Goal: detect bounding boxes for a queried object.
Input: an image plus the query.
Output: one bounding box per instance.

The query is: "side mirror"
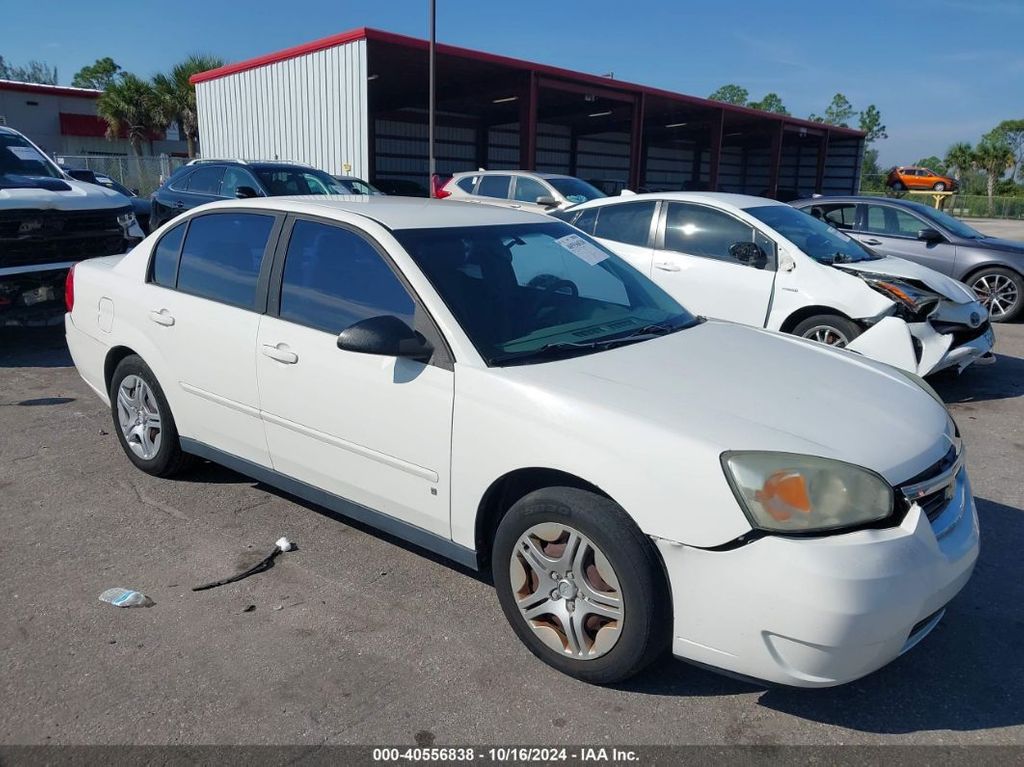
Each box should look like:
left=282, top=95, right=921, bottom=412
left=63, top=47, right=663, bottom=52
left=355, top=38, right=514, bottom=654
left=130, top=187, right=140, bottom=196
left=535, top=195, right=559, bottom=207
left=917, top=227, right=944, bottom=243
left=336, top=315, right=433, bottom=362
left=729, top=241, right=768, bottom=269
left=235, top=185, right=259, bottom=199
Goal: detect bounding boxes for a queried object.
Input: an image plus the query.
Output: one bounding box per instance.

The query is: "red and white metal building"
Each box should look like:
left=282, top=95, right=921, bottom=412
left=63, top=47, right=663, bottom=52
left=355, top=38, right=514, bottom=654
left=192, top=27, right=865, bottom=196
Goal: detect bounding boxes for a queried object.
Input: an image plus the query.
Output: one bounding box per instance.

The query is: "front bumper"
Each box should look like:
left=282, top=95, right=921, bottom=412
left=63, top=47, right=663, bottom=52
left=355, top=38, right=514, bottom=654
left=656, top=469, right=978, bottom=688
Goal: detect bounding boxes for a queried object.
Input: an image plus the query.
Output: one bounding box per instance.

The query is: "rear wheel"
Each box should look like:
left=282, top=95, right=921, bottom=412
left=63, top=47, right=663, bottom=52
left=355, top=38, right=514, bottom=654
left=109, top=355, right=192, bottom=477
left=492, top=487, right=669, bottom=684
left=933, top=182, right=946, bottom=191
left=791, top=314, right=862, bottom=348
left=968, top=267, right=1023, bottom=322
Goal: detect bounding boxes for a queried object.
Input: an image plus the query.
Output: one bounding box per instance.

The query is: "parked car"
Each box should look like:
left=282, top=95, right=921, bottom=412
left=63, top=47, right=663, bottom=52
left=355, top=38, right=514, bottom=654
left=149, top=160, right=349, bottom=228
left=66, top=196, right=977, bottom=687
left=0, top=126, right=143, bottom=326
left=886, top=166, right=958, bottom=192
left=554, top=193, right=994, bottom=376
left=437, top=170, right=605, bottom=213
left=794, top=195, right=1024, bottom=322
left=64, top=167, right=153, bottom=233
left=331, top=175, right=384, bottom=195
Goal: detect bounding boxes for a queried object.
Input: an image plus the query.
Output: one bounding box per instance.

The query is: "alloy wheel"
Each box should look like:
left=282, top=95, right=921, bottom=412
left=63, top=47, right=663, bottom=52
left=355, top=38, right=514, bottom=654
left=116, top=375, right=162, bottom=460
left=803, top=325, right=850, bottom=347
left=509, top=522, right=624, bottom=659
left=972, top=274, right=1019, bottom=319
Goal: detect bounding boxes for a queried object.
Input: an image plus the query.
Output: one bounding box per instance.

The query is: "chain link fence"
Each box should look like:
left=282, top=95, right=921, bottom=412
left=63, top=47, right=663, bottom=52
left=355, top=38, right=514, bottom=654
left=53, top=154, right=190, bottom=197
left=859, top=174, right=1024, bottom=220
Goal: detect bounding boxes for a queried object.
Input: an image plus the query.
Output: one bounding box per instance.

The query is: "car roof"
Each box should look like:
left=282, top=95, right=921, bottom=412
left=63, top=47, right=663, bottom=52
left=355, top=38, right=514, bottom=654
left=191, top=196, right=557, bottom=230
left=452, top=170, right=576, bottom=181
left=791, top=195, right=920, bottom=207
left=569, top=191, right=786, bottom=211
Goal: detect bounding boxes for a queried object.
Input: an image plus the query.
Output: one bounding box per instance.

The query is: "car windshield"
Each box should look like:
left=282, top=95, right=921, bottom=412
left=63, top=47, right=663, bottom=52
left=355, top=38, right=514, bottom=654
left=747, top=205, right=879, bottom=264
left=334, top=177, right=383, bottom=195
left=254, top=167, right=347, bottom=196
left=0, top=134, right=63, bottom=179
left=96, top=176, right=134, bottom=196
left=396, top=222, right=696, bottom=366
left=546, top=177, right=606, bottom=205
left=902, top=200, right=985, bottom=240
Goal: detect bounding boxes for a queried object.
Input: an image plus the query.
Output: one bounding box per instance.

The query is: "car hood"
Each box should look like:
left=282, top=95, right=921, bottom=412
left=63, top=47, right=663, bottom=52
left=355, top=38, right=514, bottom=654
left=0, top=175, right=131, bottom=211
left=832, top=256, right=976, bottom=303
left=499, top=320, right=953, bottom=486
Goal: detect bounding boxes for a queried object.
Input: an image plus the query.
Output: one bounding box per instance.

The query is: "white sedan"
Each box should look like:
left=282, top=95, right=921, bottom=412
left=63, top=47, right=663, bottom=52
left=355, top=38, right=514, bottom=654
left=554, top=192, right=995, bottom=376
left=66, top=196, right=977, bottom=687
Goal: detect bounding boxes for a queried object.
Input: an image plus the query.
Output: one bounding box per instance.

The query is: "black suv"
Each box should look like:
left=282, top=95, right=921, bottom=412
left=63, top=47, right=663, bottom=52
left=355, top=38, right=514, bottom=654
left=150, top=160, right=347, bottom=228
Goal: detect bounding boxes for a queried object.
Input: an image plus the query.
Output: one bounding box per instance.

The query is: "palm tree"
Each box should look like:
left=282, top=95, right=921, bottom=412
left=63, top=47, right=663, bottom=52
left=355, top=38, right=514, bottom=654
left=973, top=137, right=1014, bottom=215
left=153, top=55, right=223, bottom=158
left=944, top=142, right=975, bottom=192
left=97, top=73, right=161, bottom=182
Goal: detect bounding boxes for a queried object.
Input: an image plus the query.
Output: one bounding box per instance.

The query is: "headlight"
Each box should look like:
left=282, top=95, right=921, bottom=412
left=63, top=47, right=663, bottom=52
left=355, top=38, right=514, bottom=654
left=896, top=369, right=947, bottom=411
left=721, top=451, right=894, bottom=534
left=860, top=276, right=940, bottom=314
left=117, top=212, right=137, bottom=228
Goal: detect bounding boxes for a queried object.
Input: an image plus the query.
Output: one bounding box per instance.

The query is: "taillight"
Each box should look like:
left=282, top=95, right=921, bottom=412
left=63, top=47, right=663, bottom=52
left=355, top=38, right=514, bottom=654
left=431, top=174, right=453, bottom=199
left=64, top=264, right=76, bottom=313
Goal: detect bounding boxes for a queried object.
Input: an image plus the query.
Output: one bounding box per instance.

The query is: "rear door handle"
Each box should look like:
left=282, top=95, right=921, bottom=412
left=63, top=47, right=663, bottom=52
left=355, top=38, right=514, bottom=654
left=261, top=344, right=298, bottom=364
left=654, top=261, right=681, bottom=272
left=148, top=309, right=175, bottom=326
left=862, top=238, right=883, bottom=246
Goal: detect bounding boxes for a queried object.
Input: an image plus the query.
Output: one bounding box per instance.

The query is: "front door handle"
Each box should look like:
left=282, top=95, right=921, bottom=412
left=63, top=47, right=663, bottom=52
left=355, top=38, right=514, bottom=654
left=862, top=238, right=883, bottom=246
left=654, top=261, right=681, bottom=272
left=148, top=309, right=175, bottom=326
left=261, top=344, right=298, bottom=364
left=174, top=200, right=185, bottom=209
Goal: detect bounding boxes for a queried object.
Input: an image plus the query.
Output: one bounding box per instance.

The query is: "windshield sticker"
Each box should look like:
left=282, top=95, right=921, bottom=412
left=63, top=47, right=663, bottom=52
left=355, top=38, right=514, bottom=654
left=9, top=146, right=48, bottom=164
left=565, top=194, right=587, bottom=204
left=555, top=233, right=608, bottom=266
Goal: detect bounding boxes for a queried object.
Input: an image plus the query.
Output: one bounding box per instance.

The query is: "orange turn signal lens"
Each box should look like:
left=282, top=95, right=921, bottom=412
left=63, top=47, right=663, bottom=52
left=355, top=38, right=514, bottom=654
left=754, top=471, right=811, bottom=522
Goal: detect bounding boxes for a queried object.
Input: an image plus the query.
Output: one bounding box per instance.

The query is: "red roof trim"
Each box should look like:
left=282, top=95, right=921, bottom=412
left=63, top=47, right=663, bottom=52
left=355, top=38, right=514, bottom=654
left=189, top=27, right=864, bottom=137
left=0, top=79, right=101, bottom=99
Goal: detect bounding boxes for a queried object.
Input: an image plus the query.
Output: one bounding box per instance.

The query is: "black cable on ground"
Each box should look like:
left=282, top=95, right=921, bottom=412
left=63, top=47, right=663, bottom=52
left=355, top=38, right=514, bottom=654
left=192, top=537, right=295, bottom=592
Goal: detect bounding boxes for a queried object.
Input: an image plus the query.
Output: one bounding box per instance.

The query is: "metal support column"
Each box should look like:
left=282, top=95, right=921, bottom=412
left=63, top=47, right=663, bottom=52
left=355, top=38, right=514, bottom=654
left=628, top=93, right=645, bottom=191
left=814, top=131, right=830, bottom=194
left=519, top=72, right=538, bottom=170
left=767, top=121, right=784, bottom=199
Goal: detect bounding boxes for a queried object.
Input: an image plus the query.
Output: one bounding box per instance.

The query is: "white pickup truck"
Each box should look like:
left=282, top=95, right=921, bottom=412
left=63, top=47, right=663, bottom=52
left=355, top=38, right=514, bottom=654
left=1, top=125, right=144, bottom=325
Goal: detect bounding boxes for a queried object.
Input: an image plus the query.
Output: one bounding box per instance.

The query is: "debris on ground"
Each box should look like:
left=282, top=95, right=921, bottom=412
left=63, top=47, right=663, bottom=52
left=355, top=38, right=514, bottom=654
left=99, top=588, right=154, bottom=608
left=191, top=537, right=296, bottom=592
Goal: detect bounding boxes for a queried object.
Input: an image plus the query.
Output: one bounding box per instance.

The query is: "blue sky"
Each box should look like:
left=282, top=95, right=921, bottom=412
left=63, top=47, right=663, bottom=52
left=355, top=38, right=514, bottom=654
left=6, top=0, right=1022, bottom=166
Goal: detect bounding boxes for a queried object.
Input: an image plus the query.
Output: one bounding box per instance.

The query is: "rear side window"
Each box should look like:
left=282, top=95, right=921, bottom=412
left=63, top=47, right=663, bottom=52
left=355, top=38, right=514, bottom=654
left=185, top=166, right=224, bottom=195
left=176, top=213, right=275, bottom=309
left=150, top=223, right=186, bottom=287
left=455, top=176, right=478, bottom=193
left=593, top=201, right=657, bottom=247
left=476, top=175, right=511, bottom=199
left=279, top=220, right=415, bottom=334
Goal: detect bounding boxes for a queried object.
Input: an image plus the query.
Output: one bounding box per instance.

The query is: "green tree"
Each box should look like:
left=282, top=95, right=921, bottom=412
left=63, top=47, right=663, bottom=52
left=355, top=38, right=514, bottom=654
left=914, top=156, right=947, bottom=174
left=97, top=73, right=162, bottom=181
left=989, top=118, right=1024, bottom=180
left=708, top=84, right=749, bottom=105
left=152, top=54, right=223, bottom=158
left=71, top=57, right=121, bottom=90
left=0, top=56, right=57, bottom=84
left=748, top=92, right=789, bottom=115
left=973, top=134, right=1014, bottom=214
left=858, top=105, right=887, bottom=143
left=944, top=141, right=975, bottom=189
left=809, top=93, right=854, bottom=127
left=860, top=148, right=885, bottom=191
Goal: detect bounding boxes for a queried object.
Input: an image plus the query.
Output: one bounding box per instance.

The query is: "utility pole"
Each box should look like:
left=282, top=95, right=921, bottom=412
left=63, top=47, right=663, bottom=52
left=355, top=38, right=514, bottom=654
left=428, top=0, right=436, bottom=192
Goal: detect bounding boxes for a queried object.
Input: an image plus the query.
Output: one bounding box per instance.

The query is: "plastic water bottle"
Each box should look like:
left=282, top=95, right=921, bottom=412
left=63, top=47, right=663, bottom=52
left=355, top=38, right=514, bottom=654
left=99, top=588, right=154, bottom=608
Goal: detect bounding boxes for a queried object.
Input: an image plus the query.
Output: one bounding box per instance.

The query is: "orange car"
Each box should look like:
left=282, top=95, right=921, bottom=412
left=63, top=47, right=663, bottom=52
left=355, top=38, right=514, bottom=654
left=886, top=166, right=959, bottom=192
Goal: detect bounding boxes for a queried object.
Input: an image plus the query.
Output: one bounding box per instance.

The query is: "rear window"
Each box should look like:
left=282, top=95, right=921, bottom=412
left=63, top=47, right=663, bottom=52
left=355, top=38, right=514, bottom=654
left=176, top=212, right=275, bottom=309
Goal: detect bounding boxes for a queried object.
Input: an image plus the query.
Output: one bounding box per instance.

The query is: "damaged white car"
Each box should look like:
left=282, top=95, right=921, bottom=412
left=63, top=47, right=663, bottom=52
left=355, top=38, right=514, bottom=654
left=554, top=193, right=995, bottom=376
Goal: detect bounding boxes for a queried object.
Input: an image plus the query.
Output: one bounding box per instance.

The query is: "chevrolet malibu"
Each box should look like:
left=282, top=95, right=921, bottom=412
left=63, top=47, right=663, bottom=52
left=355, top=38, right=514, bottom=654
left=65, top=197, right=978, bottom=687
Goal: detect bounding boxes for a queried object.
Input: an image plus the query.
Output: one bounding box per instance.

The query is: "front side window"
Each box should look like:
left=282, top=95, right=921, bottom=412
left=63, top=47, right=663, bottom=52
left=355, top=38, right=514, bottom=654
left=280, top=220, right=415, bottom=334
left=664, top=202, right=756, bottom=262
left=593, top=201, right=657, bottom=247
left=864, top=205, right=925, bottom=237
left=513, top=176, right=550, bottom=204
left=186, top=166, right=225, bottom=195
left=547, top=177, right=606, bottom=204
left=476, top=175, right=512, bottom=199
left=221, top=167, right=261, bottom=198
left=396, top=222, right=694, bottom=366
left=176, top=212, right=275, bottom=309
left=748, top=204, right=878, bottom=264
left=150, top=222, right=186, bottom=288
left=254, top=167, right=346, bottom=196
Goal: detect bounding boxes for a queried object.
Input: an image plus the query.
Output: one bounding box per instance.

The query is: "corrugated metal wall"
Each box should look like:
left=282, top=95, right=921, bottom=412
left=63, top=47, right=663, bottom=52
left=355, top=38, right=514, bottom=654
left=822, top=137, right=864, bottom=195
left=195, top=39, right=369, bottom=178
left=374, top=116, right=478, bottom=185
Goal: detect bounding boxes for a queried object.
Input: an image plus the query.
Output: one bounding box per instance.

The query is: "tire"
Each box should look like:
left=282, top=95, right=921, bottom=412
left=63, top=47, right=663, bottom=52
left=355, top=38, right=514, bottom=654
left=889, top=181, right=906, bottom=193
left=791, top=314, right=862, bottom=348
left=933, top=182, right=946, bottom=191
left=109, top=355, right=193, bottom=477
left=492, top=487, right=670, bottom=684
left=968, top=267, right=1024, bottom=322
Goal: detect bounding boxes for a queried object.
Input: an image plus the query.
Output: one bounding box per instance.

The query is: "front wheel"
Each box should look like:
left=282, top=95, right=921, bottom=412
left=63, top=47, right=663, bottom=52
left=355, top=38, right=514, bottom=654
left=791, top=314, right=862, bottom=348
left=933, top=182, right=946, bottom=191
left=969, top=267, right=1023, bottom=322
left=492, top=487, right=669, bottom=684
